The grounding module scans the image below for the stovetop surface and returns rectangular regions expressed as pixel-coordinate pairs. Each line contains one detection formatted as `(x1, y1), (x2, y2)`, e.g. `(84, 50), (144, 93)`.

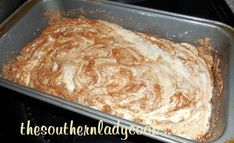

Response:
(132, 0), (234, 27)
(0, 0), (234, 143)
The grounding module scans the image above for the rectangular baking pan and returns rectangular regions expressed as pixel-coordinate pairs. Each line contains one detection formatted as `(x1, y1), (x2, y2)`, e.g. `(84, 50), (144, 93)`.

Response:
(0, 0), (234, 142)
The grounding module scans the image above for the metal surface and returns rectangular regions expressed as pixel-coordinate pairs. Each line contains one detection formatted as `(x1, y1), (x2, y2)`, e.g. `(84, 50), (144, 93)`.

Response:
(225, 0), (234, 13)
(209, 0), (234, 27)
(108, 0), (148, 3)
(0, 0), (26, 23)
(0, 0), (234, 142)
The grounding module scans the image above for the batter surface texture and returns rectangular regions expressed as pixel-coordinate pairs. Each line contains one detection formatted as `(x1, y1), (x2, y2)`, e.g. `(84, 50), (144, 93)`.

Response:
(2, 17), (215, 140)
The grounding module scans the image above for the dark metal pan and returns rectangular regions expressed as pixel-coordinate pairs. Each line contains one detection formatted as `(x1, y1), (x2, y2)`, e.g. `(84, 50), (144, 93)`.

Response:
(0, 0), (234, 142)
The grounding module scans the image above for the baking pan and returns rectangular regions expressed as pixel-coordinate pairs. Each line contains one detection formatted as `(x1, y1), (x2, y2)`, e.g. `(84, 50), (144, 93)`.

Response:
(0, 0), (234, 142)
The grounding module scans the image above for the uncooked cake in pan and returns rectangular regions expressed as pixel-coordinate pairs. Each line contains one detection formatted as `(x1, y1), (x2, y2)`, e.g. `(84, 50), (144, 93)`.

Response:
(2, 17), (218, 140)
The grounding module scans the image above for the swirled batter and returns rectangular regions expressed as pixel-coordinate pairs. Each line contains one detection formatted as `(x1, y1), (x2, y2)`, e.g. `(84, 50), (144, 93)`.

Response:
(2, 17), (215, 140)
